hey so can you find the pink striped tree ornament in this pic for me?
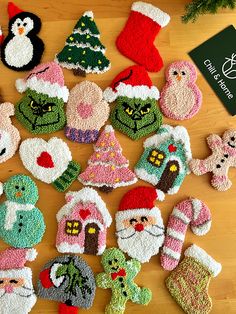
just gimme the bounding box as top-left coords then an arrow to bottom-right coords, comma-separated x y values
160,198 -> 211,271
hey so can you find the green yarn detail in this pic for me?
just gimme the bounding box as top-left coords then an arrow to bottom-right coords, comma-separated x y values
96,248 -> 152,314
15,89 -> 66,134
166,257 -> 212,314
66,33 -> 105,50
74,14 -> 100,36
56,46 -> 110,73
110,96 -> 162,140
0,174 -> 45,248
52,160 -> 81,192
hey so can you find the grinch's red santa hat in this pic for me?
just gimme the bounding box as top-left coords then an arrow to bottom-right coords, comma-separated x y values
116,186 -> 164,223
103,65 -> 159,103
15,61 -> 69,102
0,248 -> 37,278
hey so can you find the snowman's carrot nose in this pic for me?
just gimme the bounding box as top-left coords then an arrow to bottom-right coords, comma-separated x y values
18,27 -> 24,35
15,191 -> 22,197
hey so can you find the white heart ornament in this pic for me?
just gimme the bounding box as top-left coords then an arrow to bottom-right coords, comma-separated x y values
20,137 -> 72,184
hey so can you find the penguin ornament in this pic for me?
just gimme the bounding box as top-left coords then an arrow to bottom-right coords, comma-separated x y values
1,2 -> 44,71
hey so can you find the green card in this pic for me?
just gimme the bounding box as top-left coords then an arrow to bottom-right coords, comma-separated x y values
189,25 -> 236,115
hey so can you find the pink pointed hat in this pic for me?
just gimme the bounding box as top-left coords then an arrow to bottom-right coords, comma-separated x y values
15,61 -> 69,102
0,248 -> 37,270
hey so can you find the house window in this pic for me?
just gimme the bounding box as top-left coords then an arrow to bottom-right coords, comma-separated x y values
147,149 -> 165,167
65,220 -> 82,236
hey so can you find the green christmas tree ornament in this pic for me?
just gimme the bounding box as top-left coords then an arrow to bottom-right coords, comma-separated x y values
15,61 -> 69,134
103,65 -> 162,140
55,11 -> 111,77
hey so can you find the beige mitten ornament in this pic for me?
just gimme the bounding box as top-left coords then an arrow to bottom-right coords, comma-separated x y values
166,244 -> 221,314
65,81 -> 109,143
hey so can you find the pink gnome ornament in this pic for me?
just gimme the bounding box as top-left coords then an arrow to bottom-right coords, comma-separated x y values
65,81 -> 110,143
56,187 -> 112,255
190,129 -> 236,191
78,125 -> 137,193
0,102 -> 20,163
0,247 -> 37,314
160,198 -> 211,271
160,61 -> 202,120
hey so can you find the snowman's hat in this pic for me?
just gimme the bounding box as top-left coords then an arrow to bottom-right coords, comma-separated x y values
8,2 -> 24,20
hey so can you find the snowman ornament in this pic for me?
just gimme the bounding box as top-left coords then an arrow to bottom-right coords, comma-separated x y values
1,2 -> 44,71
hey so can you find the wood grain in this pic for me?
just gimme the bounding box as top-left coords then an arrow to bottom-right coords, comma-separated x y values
0,0 -> 235,313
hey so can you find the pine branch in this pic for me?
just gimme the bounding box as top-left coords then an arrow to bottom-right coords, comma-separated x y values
182,0 -> 236,23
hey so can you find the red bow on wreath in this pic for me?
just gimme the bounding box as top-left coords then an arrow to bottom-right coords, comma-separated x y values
111,268 -> 126,280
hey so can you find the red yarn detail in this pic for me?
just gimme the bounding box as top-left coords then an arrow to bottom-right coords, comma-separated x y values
37,151 -> 54,168
118,186 -> 157,211
116,11 -> 163,72
59,303 -> 78,314
79,209 -> 91,220
39,268 -> 54,288
8,2 -> 24,20
168,144 -> 177,153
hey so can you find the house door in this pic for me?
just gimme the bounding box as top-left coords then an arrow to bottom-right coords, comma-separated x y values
84,223 -> 100,255
156,160 -> 180,193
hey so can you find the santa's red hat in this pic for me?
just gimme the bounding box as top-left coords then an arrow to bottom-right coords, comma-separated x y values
103,65 -> 159,102
116,186 -> 164,221
8,2 -> 24,20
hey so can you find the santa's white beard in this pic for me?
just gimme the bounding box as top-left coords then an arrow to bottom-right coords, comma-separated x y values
0,284 -> 37,314
117,224 -> 165,263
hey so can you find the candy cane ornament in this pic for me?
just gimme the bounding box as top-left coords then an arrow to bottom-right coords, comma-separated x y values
160,198 -> 212,271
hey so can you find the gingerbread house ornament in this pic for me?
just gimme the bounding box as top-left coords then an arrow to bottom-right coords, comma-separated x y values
135,124 -> 192,196
56,187 -> 112,255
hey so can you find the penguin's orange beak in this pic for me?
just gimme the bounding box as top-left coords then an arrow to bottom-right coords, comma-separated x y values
18,27 -> 24,35
15,191 -> 22,198
177,74 -> 182,81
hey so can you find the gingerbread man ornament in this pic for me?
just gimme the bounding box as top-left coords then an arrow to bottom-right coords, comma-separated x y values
190,129 -> 236,191
96,247 -> 152,314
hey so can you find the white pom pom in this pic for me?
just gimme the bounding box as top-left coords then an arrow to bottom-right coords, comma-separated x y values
15,79 -> 27,93
26,248 -> 38,261
103,87 -> 117,103
84,11 -> 94,18
0,182 -> 3,196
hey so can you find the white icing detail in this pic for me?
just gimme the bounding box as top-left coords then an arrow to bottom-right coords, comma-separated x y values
132,2 -> 170,27
19,137 -> 72,184
192,198 -> 202,220
143,124 -> 192,162
115,207 -> 161,222
192,220 -> 212,236
184,244 -> 222,277
78,176 -> 137,189
57,187 -> 112,227
50,263 -> 65,287
172,207 -> 190,224
5,36 -> 33,68
83,11 -> 94,18
162,247 -> 181,260
15,76 -> 69,102
4,201 -> 34,230
67,42 -> 105,53
166,228 -> 185,241
103,83 -> 160,103
54,59 -> 111,74
57,242 -> 84,254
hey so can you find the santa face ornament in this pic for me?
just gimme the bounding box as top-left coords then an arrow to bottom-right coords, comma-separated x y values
110,96 -> 162,140
16,89 -> 66,134
115,186 -> 165,263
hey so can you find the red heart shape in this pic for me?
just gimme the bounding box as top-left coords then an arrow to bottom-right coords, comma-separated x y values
79,209 -> 91,220
168,144 -> 177,153
37,151 -> 54,168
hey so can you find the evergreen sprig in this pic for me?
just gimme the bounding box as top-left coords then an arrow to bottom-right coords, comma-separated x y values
182,0 -> 236,23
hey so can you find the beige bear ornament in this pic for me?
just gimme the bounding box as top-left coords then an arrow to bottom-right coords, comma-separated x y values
0,102 -> 20,163
65,81 -> 110,143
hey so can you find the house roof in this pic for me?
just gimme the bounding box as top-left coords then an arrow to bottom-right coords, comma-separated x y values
56,187 -> 112,227
143,124 -> 192,162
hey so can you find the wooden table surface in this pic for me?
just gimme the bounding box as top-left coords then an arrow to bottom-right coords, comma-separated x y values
0,0 -> 235,313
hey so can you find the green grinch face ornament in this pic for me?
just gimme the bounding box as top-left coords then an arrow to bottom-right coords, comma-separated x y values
15,61 -> 69,134
104,65 -> 162,140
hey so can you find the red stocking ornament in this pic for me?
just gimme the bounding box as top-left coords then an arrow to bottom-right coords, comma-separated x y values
116,2 -> 170,72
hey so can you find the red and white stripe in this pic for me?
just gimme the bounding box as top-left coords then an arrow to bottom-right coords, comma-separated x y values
160,198 -> 211,271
